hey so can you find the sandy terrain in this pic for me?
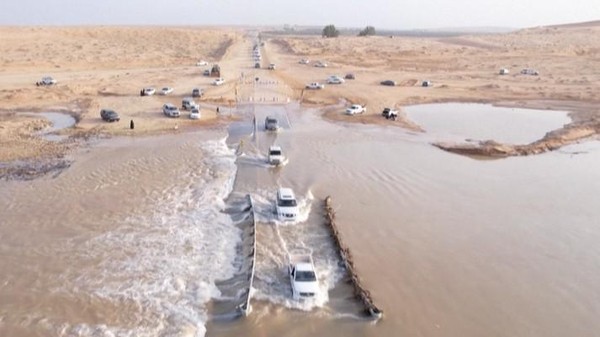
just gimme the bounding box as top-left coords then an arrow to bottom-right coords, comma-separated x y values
1,22 -> 599,174
262,22 -> 600,155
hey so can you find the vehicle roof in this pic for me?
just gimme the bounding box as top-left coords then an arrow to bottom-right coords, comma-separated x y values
277,187 -> 296,199
164,103 -> 176,108
269,145 -> 282,151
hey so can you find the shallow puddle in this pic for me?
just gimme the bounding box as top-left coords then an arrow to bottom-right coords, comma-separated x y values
405,103 -> 571,144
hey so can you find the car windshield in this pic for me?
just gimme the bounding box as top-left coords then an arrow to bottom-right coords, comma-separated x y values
270,150 -> 282,156
278,199 -> 297,207
295,271 -> 316,282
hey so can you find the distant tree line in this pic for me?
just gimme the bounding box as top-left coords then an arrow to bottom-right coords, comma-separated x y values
322,25 -> 339,38
322,24 -> 377,38
358,26 -> 376,36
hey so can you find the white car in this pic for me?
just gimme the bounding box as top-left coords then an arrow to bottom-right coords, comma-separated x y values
305,82 -> 325,90
268,63 -> 276,70
143,87 -> 156,96
182,97 -> 199,110
314,61 -> 328,68
160,87 -> 174,95
36,76 -> 57,86
326,76 -> 345,84
299,59 -> 310,64
521,68 -> 539,76
345,104 -> 366,115
276,187 -> 299,221
189,107 -> 201,120
162,103 -> 180,118
268,145 -> 284,165
288,250 -> 319,300
212,78 -> 225,86
196,60 -> 208,66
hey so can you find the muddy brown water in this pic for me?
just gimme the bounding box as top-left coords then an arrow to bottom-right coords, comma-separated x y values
1,103 -> 600,337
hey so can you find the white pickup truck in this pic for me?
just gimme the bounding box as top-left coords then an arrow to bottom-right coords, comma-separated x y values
305,82 -> 325,90
345,104 -> 366,115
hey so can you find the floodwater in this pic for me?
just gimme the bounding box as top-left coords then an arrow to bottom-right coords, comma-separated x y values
21,112 -> 77,141
405,103 -> 572,144
2,103 -> 600,337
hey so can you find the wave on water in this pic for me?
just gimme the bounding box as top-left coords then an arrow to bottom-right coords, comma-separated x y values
62,138 -> 239,337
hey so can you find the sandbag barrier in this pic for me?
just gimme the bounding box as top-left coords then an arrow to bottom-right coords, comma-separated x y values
236,194 -> 257,316
324,196 -> 383,320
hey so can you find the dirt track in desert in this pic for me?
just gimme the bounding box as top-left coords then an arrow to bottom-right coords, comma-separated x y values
1,22 -> 599,167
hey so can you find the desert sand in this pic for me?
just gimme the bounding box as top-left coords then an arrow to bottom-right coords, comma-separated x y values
1,22 -> 599,174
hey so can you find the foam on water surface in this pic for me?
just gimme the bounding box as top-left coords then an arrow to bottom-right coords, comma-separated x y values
62,138 -> 239,337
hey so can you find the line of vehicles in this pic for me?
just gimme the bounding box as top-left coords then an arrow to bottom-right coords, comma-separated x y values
259,113 -> 320,301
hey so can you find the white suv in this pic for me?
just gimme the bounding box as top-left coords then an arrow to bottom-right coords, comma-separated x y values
162,103 -> 180,118
276,187 -> 299,221
326,75 -> 344,84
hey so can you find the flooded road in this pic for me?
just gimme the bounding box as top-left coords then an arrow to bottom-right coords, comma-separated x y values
1,103 -> 600,337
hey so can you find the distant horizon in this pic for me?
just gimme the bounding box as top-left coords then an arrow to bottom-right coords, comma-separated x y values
1,0 -> 598,30
1,19 -> 598,32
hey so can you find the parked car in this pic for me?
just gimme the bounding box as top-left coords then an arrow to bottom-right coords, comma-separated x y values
162,103 -> 180,118
182,97 -> 199,110
288,250 -> 319,300
192,88 -> 203,98
499,68 -> 510,75
212,78 -> 225,86
142,87 -> 156,96
422,80 -> 432,87
382,108 -> 398,120
345,73 -> 355,80
100,109 -> 120,122
380,80 -> 396,86
299,59 -> 310,64
160,87 -> 174,95
189,107 -> 201,120
326,75 -> 345,84
203,69 -> 210,76
345,104 -> 366,115
265,116 -> 280,131
268,145 -> 285,166
305,82 -> 325,90
314,61 -> 328,68
36,76 -> 57,86
521,68 -> 539,76
276,187 -> 299,221
196,60 -> 208,66
255,62 -> 261,69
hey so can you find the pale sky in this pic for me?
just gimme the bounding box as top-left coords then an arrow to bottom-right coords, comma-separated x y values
0,0 -> 598,29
